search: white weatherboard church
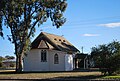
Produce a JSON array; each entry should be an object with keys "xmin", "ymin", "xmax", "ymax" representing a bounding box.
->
[{"xmin": 23, "ymin": 32, "xmax": 79, "ymax": 71}]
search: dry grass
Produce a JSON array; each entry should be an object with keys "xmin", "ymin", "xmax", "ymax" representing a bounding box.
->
[{"xmin": 0, "ymin": 70, "xmax": 102, "ymax": 80}]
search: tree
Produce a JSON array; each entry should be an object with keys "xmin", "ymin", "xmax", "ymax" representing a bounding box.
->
[
  {"xmin": 0, "ymin": 0, "xmax": 67, "ymax": 72},
  {"xmin": 5, "ymin": 55, "xmax": 15, "ymax": 60},
  {"xmin": 91, "ymin": 44, "xmax": 109, "ymax": 68},
  {"xmin": 91, "ymin": 41, "xmax": 120, "ymax": 75},
  {"xmin": 0, "ymin": 56, "xmax": 4, "ymax": 67},
  {"xmin": 0, "ymin": 56, "xmax": 4, "ymax": 61},
  {"xmin": 108, "ymin": 52, "xmax": 120, "ymax": 75}
]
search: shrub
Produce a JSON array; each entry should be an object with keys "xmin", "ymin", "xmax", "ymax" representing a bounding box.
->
[
  {"xmin": 0, "ymin": 62, "xmax": 2, "ymax": 67},
  {"xmin": 91, "ymin": 41, "xmax": 120, "ymax": 75}
]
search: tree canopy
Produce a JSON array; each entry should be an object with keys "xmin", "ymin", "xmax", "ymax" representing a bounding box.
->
[
  {"xmin": 91, "ymin": 41, "xmax": 120, "ymax": 75},
  {"xmin": 0, "ymin": 0, "xmax": 67, "ymax": 72}
]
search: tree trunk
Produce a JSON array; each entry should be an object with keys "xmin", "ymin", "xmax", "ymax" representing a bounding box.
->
[
  {"xmin": 16, "ymin": 56, "xmax": 18, "ymax": 72},
  {"xmin": 16, "ymin": 55, "xmax": 23, "ymax": 72}
]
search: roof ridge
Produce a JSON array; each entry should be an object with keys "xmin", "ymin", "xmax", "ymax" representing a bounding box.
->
[
  {"xmin": 42, "ymin": 32, "xmax": 75, "ymax": 46},
  {"xmin": 41, "ymin": 32, "xmax": 65, "ymax": 38}
]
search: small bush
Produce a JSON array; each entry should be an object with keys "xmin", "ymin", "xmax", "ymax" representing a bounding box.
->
[
  {"xmin": 10, "ymin": 63, "xmax": 15, "ymax": 67},
  {"xmin": 0, "ymin": 62, "xmax": 3, "ymax": 67}
]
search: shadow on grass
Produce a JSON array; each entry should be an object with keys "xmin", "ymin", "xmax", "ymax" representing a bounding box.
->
[
  {"xmin": 0, "ymin": 71, "xmax": 106, "ymax": 81},
  {"xmin": 41, "ymin": 75, "xmax": 105, "ymax": 81},
  {"xmin": 0, "ymin": 68, "xmax": 100, "ymax": 74},
  {"xmin": 0, "ymin": 70, "xmax": 98, "ymax": 74},
  {"xmin": 0, "ymin": 70, "xmax": 119, "ymax": 80}
]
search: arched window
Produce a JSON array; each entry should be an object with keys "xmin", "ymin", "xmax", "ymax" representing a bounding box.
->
[
  {"xmin": 54, "ymin": 54, "xmax": 59, "ymax": 64},
  {"xmin": 41, "ymin": 50, "xmax": 47, "ymax": 62}
]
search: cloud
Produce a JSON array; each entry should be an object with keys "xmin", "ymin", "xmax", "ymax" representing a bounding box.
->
[
  {"xmin": 82, "ymin": 34, "xmax": 99, "ymax": 37},
  {"xmin": 98, "ymin": 22, "xmax": 120, "ymax": 28}
]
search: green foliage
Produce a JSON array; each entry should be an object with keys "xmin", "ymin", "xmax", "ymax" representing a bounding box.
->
[
  {"xmin": 0, "ymin": 0, "xmax": 67, "ymax": 72},
  {"xmin": 5, "ymin": 55, "xmax": 15, "ymax": 60},
  {"xmin": 0, "ymin": 56, "xmax": 3, "ymax": 67},
  {"xmin": 91, "ymin": 41, "xmax": 120, "ymax": 75},
  {"xmin": 108, "ymin": 53, "xmax": 120, "ymax": 74},
  {"xmin": 0, "ymin": 56, "xmax": 4, "ymax": 61},
  {"xmin": 103, "ymin": 75, "xmax": 120, "ymax": 79},
  {"xmin": 0, "ymin": 62, "xmax": 2, "ymax": 67}
]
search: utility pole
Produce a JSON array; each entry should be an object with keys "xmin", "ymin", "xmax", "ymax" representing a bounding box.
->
[{"xmin": 81, "ymin": 46, "xmax": 83, "ymax": 53}]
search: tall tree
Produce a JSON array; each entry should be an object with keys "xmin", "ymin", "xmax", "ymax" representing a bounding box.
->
[
  {"xmin": 91, "ymin": 41, "xmax": 120, "ymax": 75},
  {"xmin": 0, "ymin": 0, "xmax": 67, "ymax": 72}
]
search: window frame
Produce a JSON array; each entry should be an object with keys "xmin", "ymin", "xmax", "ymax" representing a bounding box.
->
[
  {"xmin": 41, "ymin": 50, "xmax": 47, "ymax": 62},
  {"xmin": 54, "ymin": 53, "xmax": 59, "ymax": 64}
]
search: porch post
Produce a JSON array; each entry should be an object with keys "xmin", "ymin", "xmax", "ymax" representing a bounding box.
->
[{"xmin": 84, "ymin": 59, "xmax": 85, "ymax": 69}]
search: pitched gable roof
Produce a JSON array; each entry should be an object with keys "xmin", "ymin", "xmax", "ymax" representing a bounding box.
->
[{"xmin": 32, "ymin": 32, "xmax": 79, "ymax": 53}]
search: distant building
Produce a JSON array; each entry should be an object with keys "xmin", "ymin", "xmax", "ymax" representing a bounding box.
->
[{"xmin": 2, "ymin": 59, "xmax": 16, "ymax": 69}]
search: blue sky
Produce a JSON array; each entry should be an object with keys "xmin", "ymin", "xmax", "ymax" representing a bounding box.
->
[{"xmin": 0, "ymin": 0, "xmax": 120, "ymax": 56}]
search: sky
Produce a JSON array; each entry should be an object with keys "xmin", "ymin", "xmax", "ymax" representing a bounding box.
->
[{"xmin": 0, "ymin": 0, "xmax": 120, "ymax": 57}]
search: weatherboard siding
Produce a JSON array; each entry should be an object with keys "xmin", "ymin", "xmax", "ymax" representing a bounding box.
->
[
  {"xmin": 23, "ymin": 49, "xmax": 73, "ymax": 71},
  {"xmin": 48, "ymin": 50, "xmax": 66, "ymax": 71}
]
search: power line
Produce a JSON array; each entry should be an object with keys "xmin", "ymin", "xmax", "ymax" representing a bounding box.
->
[
  {"xmin": 39, "ymin": 20, "xmax": 120, "ymax": 31},
  {"xmin": 39, "ymin": 15, "xmax": 120, "ymax": 30},
  {"xmin": 42, "ymin": 15, "xmax": 120, "ymax": 26},
  {"xmin": 70, "ymin": 16, "xmax": 120, "ymax": 23}
]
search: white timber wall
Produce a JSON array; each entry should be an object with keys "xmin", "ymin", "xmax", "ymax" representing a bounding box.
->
[
  {"xmin": 48, "ymin": 50, "xmax": 65, "ymax": 71},
  {"xmin": 65, "ymin": 54, "xmax": 73, "ymax": 71},
  {"xmin": 23, "ymin": 49, "xmax": 74, "ymax": 71},
  {"xmin": 23, "ymin": 49, "xmax": 49, "ymax": 71}
]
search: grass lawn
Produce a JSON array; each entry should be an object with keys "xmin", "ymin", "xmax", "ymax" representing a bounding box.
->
[
  {"xmin": 102, "ymin": 75, "xmax": 120, "ymax": 79},
  {"xmin": 0, "ymin": 70, "xmax": 102, "ymax": 80},
  {"xmin": 0, "ymin": 70, "xmax": 120, "ymax": 80}
]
